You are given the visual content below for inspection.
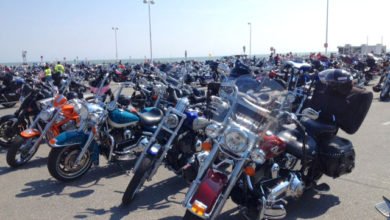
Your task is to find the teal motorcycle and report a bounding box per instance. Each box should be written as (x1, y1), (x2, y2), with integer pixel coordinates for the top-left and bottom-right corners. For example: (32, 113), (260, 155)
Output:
(47, 86), (163, 182)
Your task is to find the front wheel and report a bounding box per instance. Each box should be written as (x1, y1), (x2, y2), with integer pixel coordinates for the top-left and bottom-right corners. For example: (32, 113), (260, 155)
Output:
(183, 210), (203, 220)
(122, 155), (154, 205)
(0, 115), (25, 148)
(47, 145), (92, 182)
(6, 135), (39, 168)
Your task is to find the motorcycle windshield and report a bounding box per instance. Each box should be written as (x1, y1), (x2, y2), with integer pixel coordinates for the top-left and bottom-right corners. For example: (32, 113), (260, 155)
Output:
(212, 75), (291, 133)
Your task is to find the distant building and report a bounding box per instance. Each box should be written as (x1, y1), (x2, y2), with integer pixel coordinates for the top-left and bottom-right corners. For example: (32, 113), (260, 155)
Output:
(338, 44), (386, 55)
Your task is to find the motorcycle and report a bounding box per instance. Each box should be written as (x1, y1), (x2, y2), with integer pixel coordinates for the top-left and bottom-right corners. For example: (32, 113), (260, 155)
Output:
(6, 93), (80, 167)
(46, 82), (164, 181)
(373, 69), (390, 101)
(121, 93), (209, 204)
(0, 74), (25, 108)
(183, 70), (372, 219)
(0, 79), (53, 148)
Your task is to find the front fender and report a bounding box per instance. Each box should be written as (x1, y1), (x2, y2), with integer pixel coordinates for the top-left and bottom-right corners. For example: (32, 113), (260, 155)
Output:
(48, 130), (89, 148)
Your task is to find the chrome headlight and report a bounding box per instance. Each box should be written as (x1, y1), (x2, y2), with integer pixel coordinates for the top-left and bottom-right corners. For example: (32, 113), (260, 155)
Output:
(165, 113), (179, 129)
(88, 112), (101, 124)
(205, 123), (222, 138)
(250, 148), (266, 164)
(224, 128), (248, 154)
(40, 107), (55, 122)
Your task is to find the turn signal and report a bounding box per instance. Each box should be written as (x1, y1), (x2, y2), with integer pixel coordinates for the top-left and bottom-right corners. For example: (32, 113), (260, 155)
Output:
(191, 200), (207, 217)
(201, 141), (212, 152)
(244, 166), (256, 176)
(49, 138), (57, 146)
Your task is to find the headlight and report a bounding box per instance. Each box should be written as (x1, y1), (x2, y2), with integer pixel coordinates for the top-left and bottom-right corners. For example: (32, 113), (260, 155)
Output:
(88, 112), (101, 123)
(205, 123), (222, 138)
(40, 107), (55, 122)
(250, 148), (266, 164)
(224, 128), (248, 154)
(165, 114), (179, 129)
(71, 99), (88, 121)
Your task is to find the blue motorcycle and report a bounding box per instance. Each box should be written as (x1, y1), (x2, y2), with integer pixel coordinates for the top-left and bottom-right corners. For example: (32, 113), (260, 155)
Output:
(47, 93), (164, 182)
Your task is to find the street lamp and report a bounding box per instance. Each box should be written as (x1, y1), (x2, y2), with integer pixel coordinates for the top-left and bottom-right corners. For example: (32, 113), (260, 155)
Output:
(112, 27), (119, 62)
(143, 0), (155, 63)
(248, 22), (252, 58)
(325, 0), (329, 55)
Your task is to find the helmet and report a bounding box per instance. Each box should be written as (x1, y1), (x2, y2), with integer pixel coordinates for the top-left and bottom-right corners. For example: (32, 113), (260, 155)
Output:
(229, 60), (251, 78)
(318, 69), (353, 95)
(65, 92), (79, 100)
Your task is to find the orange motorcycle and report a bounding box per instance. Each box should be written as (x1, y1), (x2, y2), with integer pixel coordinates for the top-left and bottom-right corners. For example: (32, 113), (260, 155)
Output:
(6, 94), (80, 167)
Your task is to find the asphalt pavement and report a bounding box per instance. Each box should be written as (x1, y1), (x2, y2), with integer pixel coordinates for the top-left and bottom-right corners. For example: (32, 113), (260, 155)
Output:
(0, 85), (389, 220)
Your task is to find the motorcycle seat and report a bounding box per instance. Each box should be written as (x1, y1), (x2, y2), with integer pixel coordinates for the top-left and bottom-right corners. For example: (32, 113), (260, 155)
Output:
(300, 118), (337, 140)
(137, 108), (163, 126)
(277, 130), (317, 160)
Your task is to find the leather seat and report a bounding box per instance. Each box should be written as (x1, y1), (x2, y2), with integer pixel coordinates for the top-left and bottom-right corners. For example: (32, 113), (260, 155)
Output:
(137, 108), (163, 126)
(277, 130), (317, 160)
(301, 117), (337, 140)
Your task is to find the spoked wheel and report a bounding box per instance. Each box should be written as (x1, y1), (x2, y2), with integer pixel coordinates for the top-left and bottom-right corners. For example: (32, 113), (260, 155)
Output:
(6, 135), (39, 168)
(0, 116), (25, 148)
(122, 155), (154, 205)
(47, 145), (92, 182)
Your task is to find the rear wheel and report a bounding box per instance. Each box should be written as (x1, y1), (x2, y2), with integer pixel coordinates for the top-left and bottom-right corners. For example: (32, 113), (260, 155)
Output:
(47, 145), (92, 182)
(6, 135), (39, 167)
(122, 155), (154, 205)
(183, 210), (203, 220)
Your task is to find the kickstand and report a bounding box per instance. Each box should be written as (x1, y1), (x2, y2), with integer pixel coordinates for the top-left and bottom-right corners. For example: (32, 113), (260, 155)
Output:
(375, 196), (390, 218)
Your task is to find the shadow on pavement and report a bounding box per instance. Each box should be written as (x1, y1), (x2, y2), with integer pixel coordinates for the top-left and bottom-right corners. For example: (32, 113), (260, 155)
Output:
(0, 157), (47, 176)
(286, 188), (340, 219)
(74, 175), (188, 220)
(14, 161), (134, 199)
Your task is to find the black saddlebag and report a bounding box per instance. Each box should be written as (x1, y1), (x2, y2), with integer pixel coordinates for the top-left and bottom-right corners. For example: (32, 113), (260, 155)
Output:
(308, 85), (373, 134)
(319, 136), (355, 178)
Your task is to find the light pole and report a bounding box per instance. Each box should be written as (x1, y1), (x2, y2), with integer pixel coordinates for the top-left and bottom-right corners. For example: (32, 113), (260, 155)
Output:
(143, 0), (155, 63)
(248, 22), (252, 58)
(112, 27), (119, 62)
(325, 0), (329, 55)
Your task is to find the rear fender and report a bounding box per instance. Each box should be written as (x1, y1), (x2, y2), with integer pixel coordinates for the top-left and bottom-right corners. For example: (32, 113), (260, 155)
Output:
(189, 169), (228, 215)
(48, 130), (88, 148)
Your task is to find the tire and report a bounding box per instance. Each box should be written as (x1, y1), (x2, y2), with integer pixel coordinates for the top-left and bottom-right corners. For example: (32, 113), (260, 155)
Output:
(0, 115), (25, 148)
(380, 84), (389, 101)
(183, 210), (203, 220)
(122, 155), (154, 205)
(47, 145), (92, 182)
(2, 103), (16, 108)
(6, 135), (39, 168)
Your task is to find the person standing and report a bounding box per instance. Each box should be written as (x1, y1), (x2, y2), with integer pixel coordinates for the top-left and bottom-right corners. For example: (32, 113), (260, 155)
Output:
(44, 64), (52, 82)
(53, 61), (65, 86)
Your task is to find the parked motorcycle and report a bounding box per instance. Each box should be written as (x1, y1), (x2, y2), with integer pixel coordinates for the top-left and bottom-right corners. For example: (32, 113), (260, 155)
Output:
(0, 73), (25, 108)
(0, 79), (53, 148)
(121, 95), (209, 204)
(46, 83), (164, 181)
(183, 69), (372, 220)
(6, 94), (80, 167)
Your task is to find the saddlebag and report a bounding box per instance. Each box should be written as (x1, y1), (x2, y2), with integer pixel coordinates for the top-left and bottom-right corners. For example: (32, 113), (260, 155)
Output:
(319, 136), (355, 178)
(308, 85), (373, 134)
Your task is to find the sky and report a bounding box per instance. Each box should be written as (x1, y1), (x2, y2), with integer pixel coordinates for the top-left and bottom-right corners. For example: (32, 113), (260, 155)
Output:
(1, 0), (389, 63)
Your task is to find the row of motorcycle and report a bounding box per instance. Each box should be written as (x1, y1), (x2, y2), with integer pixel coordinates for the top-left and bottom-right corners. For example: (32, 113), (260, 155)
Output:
(0, 59), (374, 220)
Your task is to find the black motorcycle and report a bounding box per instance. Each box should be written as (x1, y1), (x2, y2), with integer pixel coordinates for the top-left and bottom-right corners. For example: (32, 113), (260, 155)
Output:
(0, 74), (25, 108)
(0, 80), (53, 148)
